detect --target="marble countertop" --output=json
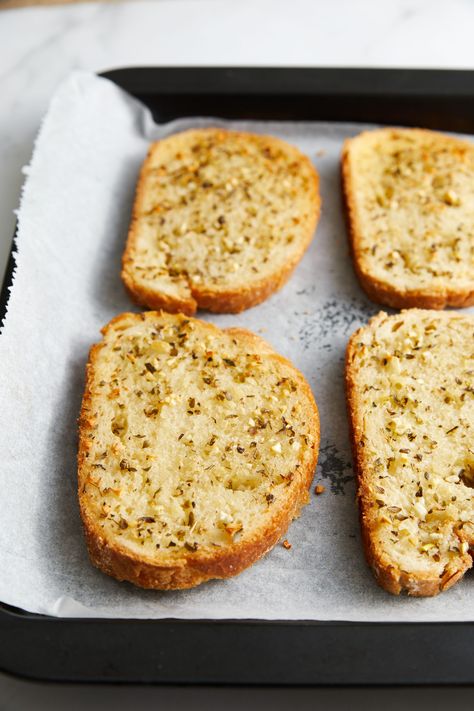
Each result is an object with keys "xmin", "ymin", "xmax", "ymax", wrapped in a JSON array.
[{"xmin": 1, "ymin": 1, "xmax": 474, "ymax": 708}]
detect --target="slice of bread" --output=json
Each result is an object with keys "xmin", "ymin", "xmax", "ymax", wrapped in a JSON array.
[
  {"xmin": 342, "ymin": 128, "xmax": 474, "ymax": 309},
  {"xmin": 78, "ymin": 311, "xmax": 319, "ymax": 590},
  {"xmin": 122, "ymin": 128, "xmax": 320, "ymax": 315},
  {"xmin": 346, "ymin": 309, "xmax": 474, "ymax": 596}
]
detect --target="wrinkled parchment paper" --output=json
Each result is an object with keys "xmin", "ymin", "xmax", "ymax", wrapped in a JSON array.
[{"xmin": 0, "ymin": 71, "xmax": 472, "ymax": 619}]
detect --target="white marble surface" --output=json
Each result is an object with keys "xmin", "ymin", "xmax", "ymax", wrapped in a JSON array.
[{"xmin": 1, "ymin": 0, "xmax": 474, "ymax": 708}]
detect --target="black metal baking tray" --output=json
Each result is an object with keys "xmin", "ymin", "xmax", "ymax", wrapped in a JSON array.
[{"xmin": 1, "ymin": 67, "xmax": 473, "ymax": 685}]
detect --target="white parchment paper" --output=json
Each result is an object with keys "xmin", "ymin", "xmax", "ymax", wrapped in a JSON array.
[{"xmin": 0, "ymin": 71, "xmax": 472, "ymax": 620}]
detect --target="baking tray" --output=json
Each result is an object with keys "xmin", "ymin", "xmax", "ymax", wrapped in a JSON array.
[{"xmin": 1, "ymin": 67, "xmax": 473, "ymax": 685}]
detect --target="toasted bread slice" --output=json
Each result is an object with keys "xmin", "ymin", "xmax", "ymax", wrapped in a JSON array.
[
  {"xmin": 342, "ymin": 128, "xmax": 474, "ymax": 309},
  {"xmin": 346, "ymin": 309, "xmax": 474, "ymax": 596},
  {"xmin": 78, "ymin": 312, "xmax": 319, "ymax": 590},
  {"xmin": 122, "ymin": 128, "xmax": 320, "ymax": 314}
]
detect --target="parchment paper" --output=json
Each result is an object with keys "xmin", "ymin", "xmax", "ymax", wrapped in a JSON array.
[{"xmin": 0, "ymin": 71, "xmax": 472, "ymax": 619}]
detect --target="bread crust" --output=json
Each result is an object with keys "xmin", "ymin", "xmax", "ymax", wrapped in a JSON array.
[
  {"xmin": 78, "ymin": 312, "xmax": 320, "ymax": 590},
  {"xmin": 342, "ymin": 128, "xmax": 474, "ymax": 310},
  {"xmin": 122, "ymin": 128, "xmax": 320, "ymax": 315},
  {"xmin": 345, "ymin": 310, "xmax": 473, "ymax": 596}
]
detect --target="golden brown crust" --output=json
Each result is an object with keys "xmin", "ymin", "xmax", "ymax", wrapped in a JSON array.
[
  {"xmin": 345, "ymin": 311, "xmax": 473, "ymax": 597},
  {"xmin": 121, "ymin": 269, "xmax": 197, "ymax": 316},
  {"xmin": 122, "ymin": 128, "xmax": 320, "ymax": 315},
  {"xmin": 341, "ymin": 128, "xmax": 474, "ymax": 310},
  {"xmin": 121, "ymin": 145, "xmax": 198, "ymax": 316},
  {"xmin": 189, "ymin": 253, "xmax": 309, "ymax": 314},
  {"xmin": 80, "ymin": 481, "xmax": 312, "ymax": 590},
  {"xmin": 78, "ymin": 312, "xmax": 320, "ymax": 590},
  {"xmin": 121, "ymin": 144, "xmax": 198, "ymax": 316}
]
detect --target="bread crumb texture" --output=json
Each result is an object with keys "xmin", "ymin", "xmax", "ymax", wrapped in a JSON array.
[
  {"xmin": 347, "ymin": 309, "xmax": 474, "ymax": 596},
  {"xmin": 343, "ymin": 128, "xmax": 474, "ymax": 308},
  {"xmin": 78, "ymin": 312, "xmax": 319, "ymax": 589},
  {"xmin": 122, "ymin": 128, "xmax": 320, "ymax": 314}
]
